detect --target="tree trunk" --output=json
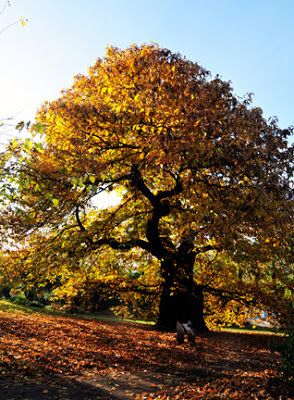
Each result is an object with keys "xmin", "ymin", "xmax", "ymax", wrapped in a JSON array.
[
  {"xmin": 156, "ymin": 255, "xmax": 208, "ymax": 333},
  {"xmin": 157, "ymin": 282, "xmax": 208, "ymax": 332}
]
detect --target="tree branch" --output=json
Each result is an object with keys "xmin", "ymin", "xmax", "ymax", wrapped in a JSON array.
[
  {"xmin": 91, "ymin": 236, "xmax": 156, "ymax": 256},
  {"xmin": 157, "ymin": 175, "xmax": 183, "ymax": 200},
  {"xmin": 194, "ymin": 244, "xmax": 218, "ymax": 255},
  {"xmin": 203, "ymin": 285, "xmax": 258, "ymax": 306},
  {"xmin": 131, "ymin": 164, "xmax": 157, "ymax": 205},
  {"xmin": 75, "ymin": 205, "xmax": 87, "ymax": 232}
]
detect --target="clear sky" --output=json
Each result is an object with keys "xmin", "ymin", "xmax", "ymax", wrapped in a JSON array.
[{"xmin": 1, "ymin": 0, "xmax": 294, "ymax": 145}]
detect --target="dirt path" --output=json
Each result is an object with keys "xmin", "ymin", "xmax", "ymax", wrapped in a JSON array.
[{"xmin": 0, "ymin": 310, "xmax": 291, "ymax": 399}]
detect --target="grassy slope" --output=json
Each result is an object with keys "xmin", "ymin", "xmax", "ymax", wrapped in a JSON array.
[{"xmin": 0, "ymin": 299, "xmax": 280, "ymax": 334}]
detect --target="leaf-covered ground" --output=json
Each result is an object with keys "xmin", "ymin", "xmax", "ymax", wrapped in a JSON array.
[{"xmin": 0, "ymin": 306, "xmax": 292, "ymax": 399}]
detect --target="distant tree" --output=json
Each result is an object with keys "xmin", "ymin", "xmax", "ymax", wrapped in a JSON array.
[{"xmin": 2, "ymin": 44, "xmax": 293, "ymax": 332}]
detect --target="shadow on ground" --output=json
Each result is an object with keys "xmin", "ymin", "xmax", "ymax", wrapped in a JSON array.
[{"xmin": 0, "ymin": 375, "xmax": 119, "ymax": 400}]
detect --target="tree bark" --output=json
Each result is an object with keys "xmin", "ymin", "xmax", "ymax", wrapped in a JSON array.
[{"xmin": 156, "ymin": 254, "xmax": 208, "ymax": 333}]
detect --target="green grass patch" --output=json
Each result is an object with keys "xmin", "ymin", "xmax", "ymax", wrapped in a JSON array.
[
  {"xmin": 219, "ymin": 326, "xmax": 284, "ymax": 336},
  {"xmin": 0, "ymin": 300, "xmax": 281, "ymax": 334},
  {"xmin": 0, "ymin": 299, "xmax": 38, "ymax": 314},
  {"xmin": 0, "ymin": 299, "xmax": 155, "ymax": 326}
]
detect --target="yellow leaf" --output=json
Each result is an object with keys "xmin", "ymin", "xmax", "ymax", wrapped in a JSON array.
[{"xmin": 20, "ymin": 17, "xmax": 28, "ymax": 27}]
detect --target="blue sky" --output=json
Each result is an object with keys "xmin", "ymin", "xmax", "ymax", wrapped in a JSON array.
[{"xmin": 1, "ymin": 0, "xmax": 294, "ymax": 144}]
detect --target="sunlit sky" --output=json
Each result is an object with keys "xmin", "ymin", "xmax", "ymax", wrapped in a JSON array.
[{"xmin": 1, "ymin": 0, "xmax": 294, "ymax": 146}]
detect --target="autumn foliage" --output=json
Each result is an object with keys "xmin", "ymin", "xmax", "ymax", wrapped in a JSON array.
[{"xmin": 0, "ymin": 44, "xmax": 293, "ymax": 331}]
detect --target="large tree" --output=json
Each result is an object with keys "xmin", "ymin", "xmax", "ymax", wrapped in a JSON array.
[{"xmin": 2, "ymin": 44, "xmax": 293, "ymax": 331}]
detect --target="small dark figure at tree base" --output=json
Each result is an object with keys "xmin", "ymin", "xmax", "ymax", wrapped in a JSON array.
[{"xmin": 176, "ymin": 320, "xmax": 196, "ymax": 344}]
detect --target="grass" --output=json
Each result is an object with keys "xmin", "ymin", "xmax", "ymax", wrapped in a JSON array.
[
  {"xmin": 0, "ymin": 298, "xmax": 41, "ymax": 314},
  {"xmin": 0, "ymin": 299, "xmax": 155, "ymax": 325},
  {"xmin": 219, "ymin": 326, "xmax": 284, "ymax": 336},
  {"xmin": 0, "ymin": 299, "xmax": 281, "ymax": 335}
]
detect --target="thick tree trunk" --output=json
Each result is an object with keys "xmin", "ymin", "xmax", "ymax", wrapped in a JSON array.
[
  {"xmin": 157, "ymin": 283, "xmax": 208, "ymax": 332},
  {"xmin": 156, "ymin": 256, "xmax": 208, "ymax": 333}
]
